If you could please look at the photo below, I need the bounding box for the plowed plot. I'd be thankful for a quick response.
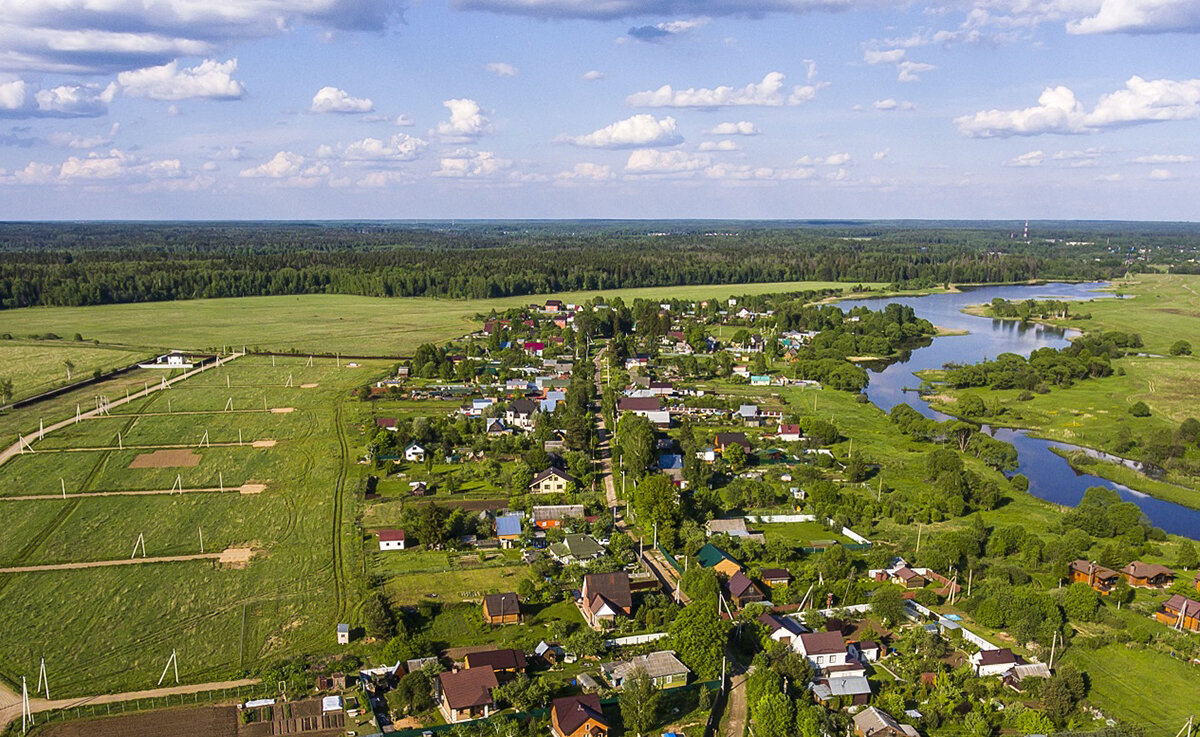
[41,705,237,737]
[240,699,345,737]
[129,449,202,468]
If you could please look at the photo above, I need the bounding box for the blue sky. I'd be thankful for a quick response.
[0,0,1197,220]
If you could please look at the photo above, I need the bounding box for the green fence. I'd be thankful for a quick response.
[657,544,684,573]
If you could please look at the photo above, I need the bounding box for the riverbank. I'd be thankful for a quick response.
[1050,446,1200,510]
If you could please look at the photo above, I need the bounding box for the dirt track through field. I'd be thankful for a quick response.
[129,448,202,468]
[0,354,244,470]
[0,482,265,502]
[87,409,285,418]
[0,547,256,574]
[34,441,277,455]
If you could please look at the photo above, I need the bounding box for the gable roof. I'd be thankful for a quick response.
[375,418,397,429]
[757,612,805,636]
[854,706,914,737]
[1122,560,1174,579]
[706,518,749,535]
[439,666,498,710]
[727,571,760,598]
[974,648,1018,666]
[601,650,689,681]
[495,515,523,537]
[1163,594,1200,619]
[714,432,750,448]
[553,694,607,735]
[509,398,539,416]
[617,396,661,412]
[532,504,585,521]
[697,543,740,569]
[377,529,405,542]
[465,648,527,671]
[583,571,632,611]
[550,534,605,560]
[1070,559,1119,579]
[798,630,846,656]
[531,466,578,486]
[483,593,520,617]
[760,568,792,582]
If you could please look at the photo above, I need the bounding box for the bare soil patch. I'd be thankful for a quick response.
[129,448,202,468]
[269,407,294,414]
[251,439,276,448]
[40,705,237,737]
[239,483,267,495]
[218,547,256,568]
[299,383,319,389]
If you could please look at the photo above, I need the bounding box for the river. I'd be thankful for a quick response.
[837,282,1200,539]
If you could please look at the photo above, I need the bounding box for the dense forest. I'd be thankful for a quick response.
[1,220,1195,309]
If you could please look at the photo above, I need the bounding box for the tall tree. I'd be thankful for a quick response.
[619,668,660,737]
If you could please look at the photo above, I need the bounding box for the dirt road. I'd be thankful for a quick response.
[722,671,750,737]
[0,353,244,469]
[0,547,255,574]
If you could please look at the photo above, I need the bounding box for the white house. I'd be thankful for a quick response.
[793,631,862,675]
[336,623,350,645]
[377,529,406,551]
[970,648,1019,677]
[405,444,426,462]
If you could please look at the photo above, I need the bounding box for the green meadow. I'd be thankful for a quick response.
[0,340,149,403]
[0,280,878,356]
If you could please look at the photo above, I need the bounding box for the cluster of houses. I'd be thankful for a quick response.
[1069,559,1200,633]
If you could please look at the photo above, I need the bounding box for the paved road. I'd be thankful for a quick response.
[0,353,244,469]
[0,677,260,732]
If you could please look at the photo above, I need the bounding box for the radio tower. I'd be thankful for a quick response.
[1023,220,1029,240]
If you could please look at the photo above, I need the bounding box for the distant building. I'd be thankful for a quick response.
[1122,561,1175,588]
[530,466,578,494]
[404,443,426,462]
[600,651,689,689]
[551,694,608,737]
[532,504,585,529]
[482,593,521,625]
[581,572,632,628]
[336,623,350,645]
[438,666,498,722]
[376,529,406,551]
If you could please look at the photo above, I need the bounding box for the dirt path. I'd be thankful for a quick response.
[722,671,750,737]
[0,547,255,574]
[0,353,244,470]
[0,677,260,732]
[41,440,274,453]
[0,483,258,502]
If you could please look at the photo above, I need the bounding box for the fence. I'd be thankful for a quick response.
[605,632,668,648]
[745,515,872,549]
[657,544,684,573]
[24,684,276,730]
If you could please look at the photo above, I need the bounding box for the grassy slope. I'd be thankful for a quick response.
[0,355,388,696]
[1062,644,1200,734]
[0,341,148,402]
[0,281,879,356]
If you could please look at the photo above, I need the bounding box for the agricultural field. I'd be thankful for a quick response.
[0,340,150,404]
[0,355,392,698]
[0,281,881,356]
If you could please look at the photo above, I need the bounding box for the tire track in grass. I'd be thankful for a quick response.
[331,399,349,621]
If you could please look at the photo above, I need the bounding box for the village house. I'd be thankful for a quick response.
[486,418,510,435]
[336,623,350,645]
[549,534,606,565]
[530,466,578,494]
[853,707,920,737]
[1121,561,1175,588]
[697,544,744,578]
[404,443,425,463]
[777,424,803,443]
[437,666,498,723]
[505,398,539,430]
[705,518,750,537]
[970,648,1020,677]
[726,571,766,607]
[600,651,690,690]
[375,417,398,431]
[551,694,608,737]
[616,396,662,417]
[465,648,527,675]
[581,571,633,628]
[760,568,793,589]
[1070,559,1120,593]
[482,593,521,625]
[494,514,523,548]
[890,566,926,589]
[757,612,806,646]
[532,504,585,529]
[1156,594,1200,632]
[714,432,751,453]
[376,529,406,551]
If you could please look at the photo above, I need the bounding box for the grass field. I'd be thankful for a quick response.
[0,281,880,356]
[0,340,149,404]
[1061,644,1200,735]
[0,354,392,697]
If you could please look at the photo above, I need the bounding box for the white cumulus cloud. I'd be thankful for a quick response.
[708,121,759,135]
[627,72,824,108]
[118,58,245,100]
[565,114,681,148]
[311,86,374,114]
[582,70,606,81]
[0,80,116,118]
[624,148,711,174]
[1004,150,1045,167]
[1068,0,1200,34]
[873,98,916,111]
[434,148,511,178]
[698,139,738,151]
[1148,168,1175,179]
[432,99,490,142]
[320,133,427,162]
[956,76,1200,137]
[555,162,616,181]
[1130,153,1195,163]
[797,152,851,166]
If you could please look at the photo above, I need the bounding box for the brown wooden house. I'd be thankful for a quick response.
[1121,561,1175,588]
[464,648,527,675]
[438,666,498,723]
[726,571,766,607]
[551,694,608,737]
[482,593,521,625]
[1156,594,1200,632]
[1069,559,1119,594]
[581,572,633,628]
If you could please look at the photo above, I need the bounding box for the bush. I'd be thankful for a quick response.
[1017,390,1034,401]
[1129,401,1151,417]
[1170,340,1192,356]
[1010,474,1030,492]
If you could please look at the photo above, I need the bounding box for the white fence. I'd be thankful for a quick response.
[604,632,668,648]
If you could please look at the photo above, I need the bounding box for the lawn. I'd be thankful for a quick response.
[760,520,854,546]
[0,340,150,403]
[1061,644,1200,735]
[376,549,532,606]
[0,281,880,356]
[0,355,394,697]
